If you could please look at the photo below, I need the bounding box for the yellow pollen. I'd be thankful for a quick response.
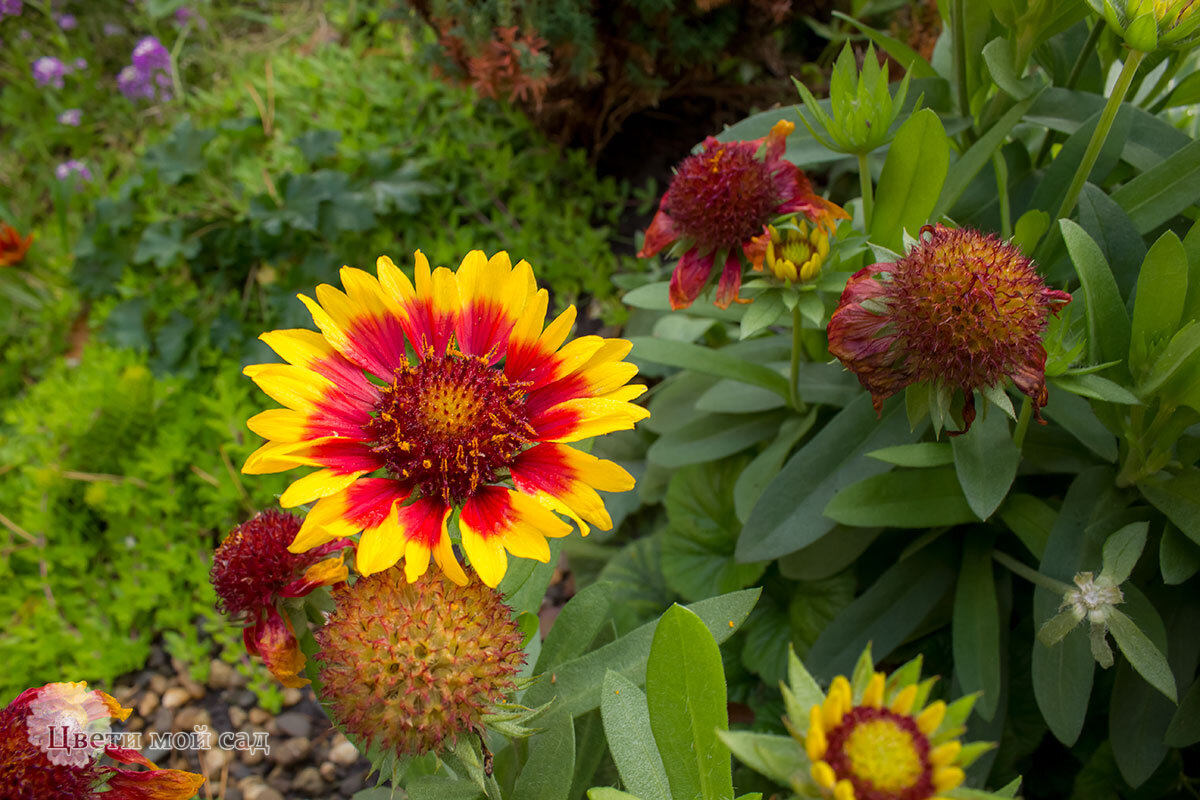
[421,380,483,437]
[842,718,924,793]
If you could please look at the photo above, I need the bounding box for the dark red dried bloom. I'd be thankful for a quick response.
[0,223,33,267]
[639,120,848,310]
[827,224,1071,434]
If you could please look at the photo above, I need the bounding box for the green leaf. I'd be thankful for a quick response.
[600,672,671,800]
[935,92,1039,219]
[733,411,817,523]
[824,466,979,527]
[142,119,215,184]
[717,730,805,788]
[1013,209,1050,255]
[806,537,958,680]
[1043,386,1118,462]
[512,699,576,800]
[629,337,790,398]
[291,129,341,163]
[1099,522,1149,584]
[1137,321,1200,399]
[523,589,760,716]
[830,11,939,78]
[982,38,1045,99]
[1107,608,1177,702]
[587,790,645,800]
[1139,469,1200,545]
[778,525,883,581]
[788,575,856,658]
[133,220,200,268]
[695,380,786,414]
[1160,523,1200,585]
[1112,138,1200,234]
[952,408,1019,520]
[1059,219,1132,372]
[622,283,744,321]
[870,110,950,252]
[648,412,785,468]
[953,536,1002,720]
[406,777,484,800]
[1050,373,1141,405]
[1165,675,1200,746]
[1130,232,1188,377]
[535,582,618,674]
[646,605,733,800]
[738,394,926,561]
[741,291,786,339]
[661,460,768,602]
[998,494,1056,559]
[865,442,953,467]
[501,539,564,617]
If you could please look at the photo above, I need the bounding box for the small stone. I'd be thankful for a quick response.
[274,711,310,738]
[270,736,311,766]
[228,707,248,728]
[181,675,206,701]
[173,707,210,733]
[232,689,257,708]
[150,706,174,735]
[201,745,233,773]
[339,768,367,796]
[266,765,290,792]
[124,716,145,733]
[222,789,243,800]
[229,762,253,780]
[209,659,247,690]
[148,673,168,694]
[319,761,337,781]
[281,687,303,707]
[328,735,359,766]
[137,692,159,718]
[248,708,272,726]
[241,746,265,767]
[238,777,284,800]
[292,766,325,794]
[161,687,190,709]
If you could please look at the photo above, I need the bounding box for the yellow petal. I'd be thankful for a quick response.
[930,740,962,767]
[279,469,365,509]
[805,706,827,761]
[833,778,856,800]
[356,513,405,577]
[502,523,552,562]
[289,492,361,552]
[862,672,885,708]
[247,408,309,442]
[890,684,918,715]
[811,761,836,790]
[301,554,348,587]
[933,766,965,792]
[259,328,335,368]
[917,700,947,735]
[377,254,417,305]
[823,676,850,729]
[433,531,468,586]
[403,539,432,583]
[461,527,507,588]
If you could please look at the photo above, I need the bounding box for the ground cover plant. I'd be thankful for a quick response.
[3,1,1200,800]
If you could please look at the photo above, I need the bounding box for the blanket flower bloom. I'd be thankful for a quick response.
[0,682,204,800]
[827,224,1071,434]
[243,250,646,587]
[638,119,847,310]
[316,568,524,755]
[210,509,351,688]
[0,223,33,267]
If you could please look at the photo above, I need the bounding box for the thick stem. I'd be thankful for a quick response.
[1012,395,1032,449]
[952,0,971,125]
[857,152,874,231]
[994,153,1011,240]
[790,303,806,412]
[993,550,1075,595]
[1055,49,1145,222]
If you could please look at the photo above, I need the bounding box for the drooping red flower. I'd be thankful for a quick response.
[0,223,33,267]
[827,224,1071,434]
[0,682,204,800]
[210,509,352,688]
[639,119,848,310]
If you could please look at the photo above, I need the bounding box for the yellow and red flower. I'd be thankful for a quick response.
[210,509,351,688]
[243,250,646,588]
[0,682,204,800]
[0,223,33,267]
[827,224,1071,434]
[638,119,847,310]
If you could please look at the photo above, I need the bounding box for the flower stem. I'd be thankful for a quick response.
[993,153,1011,240]
[790,303,806,412]
[1012,395,1032,449]
[1034,18,1105,168]
[857,152,874,231]
[1055,49,1145,222]
[993,550,1074,595]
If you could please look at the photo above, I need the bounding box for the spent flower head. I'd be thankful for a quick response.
[210,509,352,687]
[639,120,848,309]
[827,224,1071,434]
[0,223,33,267]
[316,568,526,756]
[1087,0,1200,50]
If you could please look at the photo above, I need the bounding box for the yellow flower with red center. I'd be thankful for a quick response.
[639,120,847,310]
[0,223,33,268]
[243,250,647,587]
[0,682,204,800]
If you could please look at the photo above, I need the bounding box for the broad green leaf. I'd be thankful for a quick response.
[133,220,200,268]
[741,291,786,339]
[788,574,856,658]
[645,371,718,435]
[952,409,1019,520]
[1099,522,1149,584]
[600,672,670,800]
[778,525,883,581]
[1050,373,1140,405]
[953,536,1002,720]
[870,110,949,252]
[1059,220,1132,372]
[535,582,618,674]
[1139,469,1200,545]
[935,93,1039,219]
[142,119,215,184]
[512,699,576,800]
[1137,321,1200,398]
[733,411,817,523]
[1184,216,1200,325]
[982,38,1045,99]
[1130,232,1188,377]
[824,466,979,528]
[622,283,743,321]
[865,442,953,467]
[740,600,793,686]
[738,395,926,561]
[1013,209,1050,255]
[571,711,608,800]
[1111,137,1200,234]
[596,536,673,634]
[502,539,564,617]
[629,337,790,398]
[792,361,864,407]
[695,380,787,414]
[1042,386,1118,462]
[661,460,768,601]
[648,412,784,468]
[716,731,805,788]
[587,789,645,800]
[1077,184,1145,300]
[406,777,484,800]
[1107,608,1177,702]
[523,589,760,716]
[1160,523,1200,585]
[1165,675,1200,746]
[646,605,733,800]
[998,493,1056,559]
[806,537,958,680]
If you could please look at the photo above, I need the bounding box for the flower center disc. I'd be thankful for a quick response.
[368,354,534,504]
[827,708,934,800]
[666,142,778,250]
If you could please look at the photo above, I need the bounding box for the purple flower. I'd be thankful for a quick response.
[55,159,92,183]
[174,6,206,29]
[119,37,173,102]
[0,0,22,19]
[57,108,82,126]
[32,56,67,89]
[56,13,75,30]
[132,36,170,73]
[103,22,125,36]
[73,57,86,71]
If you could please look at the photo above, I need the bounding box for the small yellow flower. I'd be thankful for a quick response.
[761,220,830,283]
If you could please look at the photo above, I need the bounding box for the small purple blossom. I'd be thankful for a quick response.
[56,13,76,30]
[118,37,172,102]
[174,6,206,29]
[132,36,170,72]
[73,57,86,71]
[57,108,82,126]
[0,0,22,19]
[32,56,67,89]
[103,22,125,36]
[55,159,92,183]
[19,29,32,41]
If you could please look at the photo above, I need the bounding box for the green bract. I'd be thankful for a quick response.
[1087,0,1200,51]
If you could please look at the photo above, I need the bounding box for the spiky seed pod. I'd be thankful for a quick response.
[827,224,1071,433]
[316,568,525,756]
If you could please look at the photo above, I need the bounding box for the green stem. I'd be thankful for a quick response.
[993,550,1074,595]
[790,303,806,412]
[1034,19,1106,168]
[1012,395,1032,449]
[1055,49,1145,222]
[952,0,971,125]
[857,152,874,232]
[993,153,1011,240]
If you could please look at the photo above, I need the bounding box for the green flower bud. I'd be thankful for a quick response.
[1087,0,1200,51]
[793,44,913,157]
